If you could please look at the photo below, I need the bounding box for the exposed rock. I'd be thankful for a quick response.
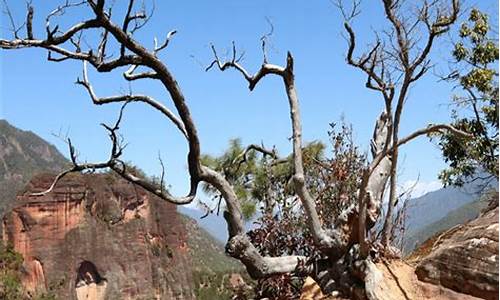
[75,281,107,300]
[0,119,68,219]
[2,173,195,299]
[75,261,107,300]
[403,177,498,256]
[300,276,341,300]
[300,260,483,300]
[368,260,482,300]
[415,206,499,300]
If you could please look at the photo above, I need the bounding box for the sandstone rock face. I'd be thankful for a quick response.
[2,173,195,299]
[0,120,68,219]
[416,207,499,300]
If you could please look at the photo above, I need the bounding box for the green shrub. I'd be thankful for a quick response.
[0,242,24,299]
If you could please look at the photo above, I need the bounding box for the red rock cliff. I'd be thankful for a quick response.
[2,173,195,299]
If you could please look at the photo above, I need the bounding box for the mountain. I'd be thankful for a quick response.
[3,173,196,299]
[402,179,497,254]
[180,214,247,300]
[179,205,263,244]
[0,119,68,216]
[179,206,229,243]
[414,203,498,299]
[405,183,483,233]
[0,120,244,299]
[404,196,490,254]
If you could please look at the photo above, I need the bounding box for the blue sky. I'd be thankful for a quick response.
[1,0,498,204]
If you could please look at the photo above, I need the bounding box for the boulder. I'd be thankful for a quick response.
[416,207,499,299]
[299,260,483,300]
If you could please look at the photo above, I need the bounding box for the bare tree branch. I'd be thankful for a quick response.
[25,2,33,39]
[232,143,279,171]
[333,0,361,22]
[76,61,188,138]
[344,22,395,105]
[2,0,24,38]
[123,64,158,80]
[153,29,177,54]
[206,42,285,91]
[398,123,472,145]
[1,1,467,295]
[208,43,340,253]
[338,0,461,249]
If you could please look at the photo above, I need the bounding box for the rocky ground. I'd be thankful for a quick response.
[300,201,499,300]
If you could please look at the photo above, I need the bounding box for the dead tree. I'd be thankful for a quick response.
[0,0,469,298]
[337,0,462,249]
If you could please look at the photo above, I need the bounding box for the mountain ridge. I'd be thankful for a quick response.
[0,119,243,299]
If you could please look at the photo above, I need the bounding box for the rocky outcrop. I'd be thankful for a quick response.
[2,173,195,299]
[0,120,68,219]
[415,206,499,300]
[299,204,499,300]
[300,260,484,300]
